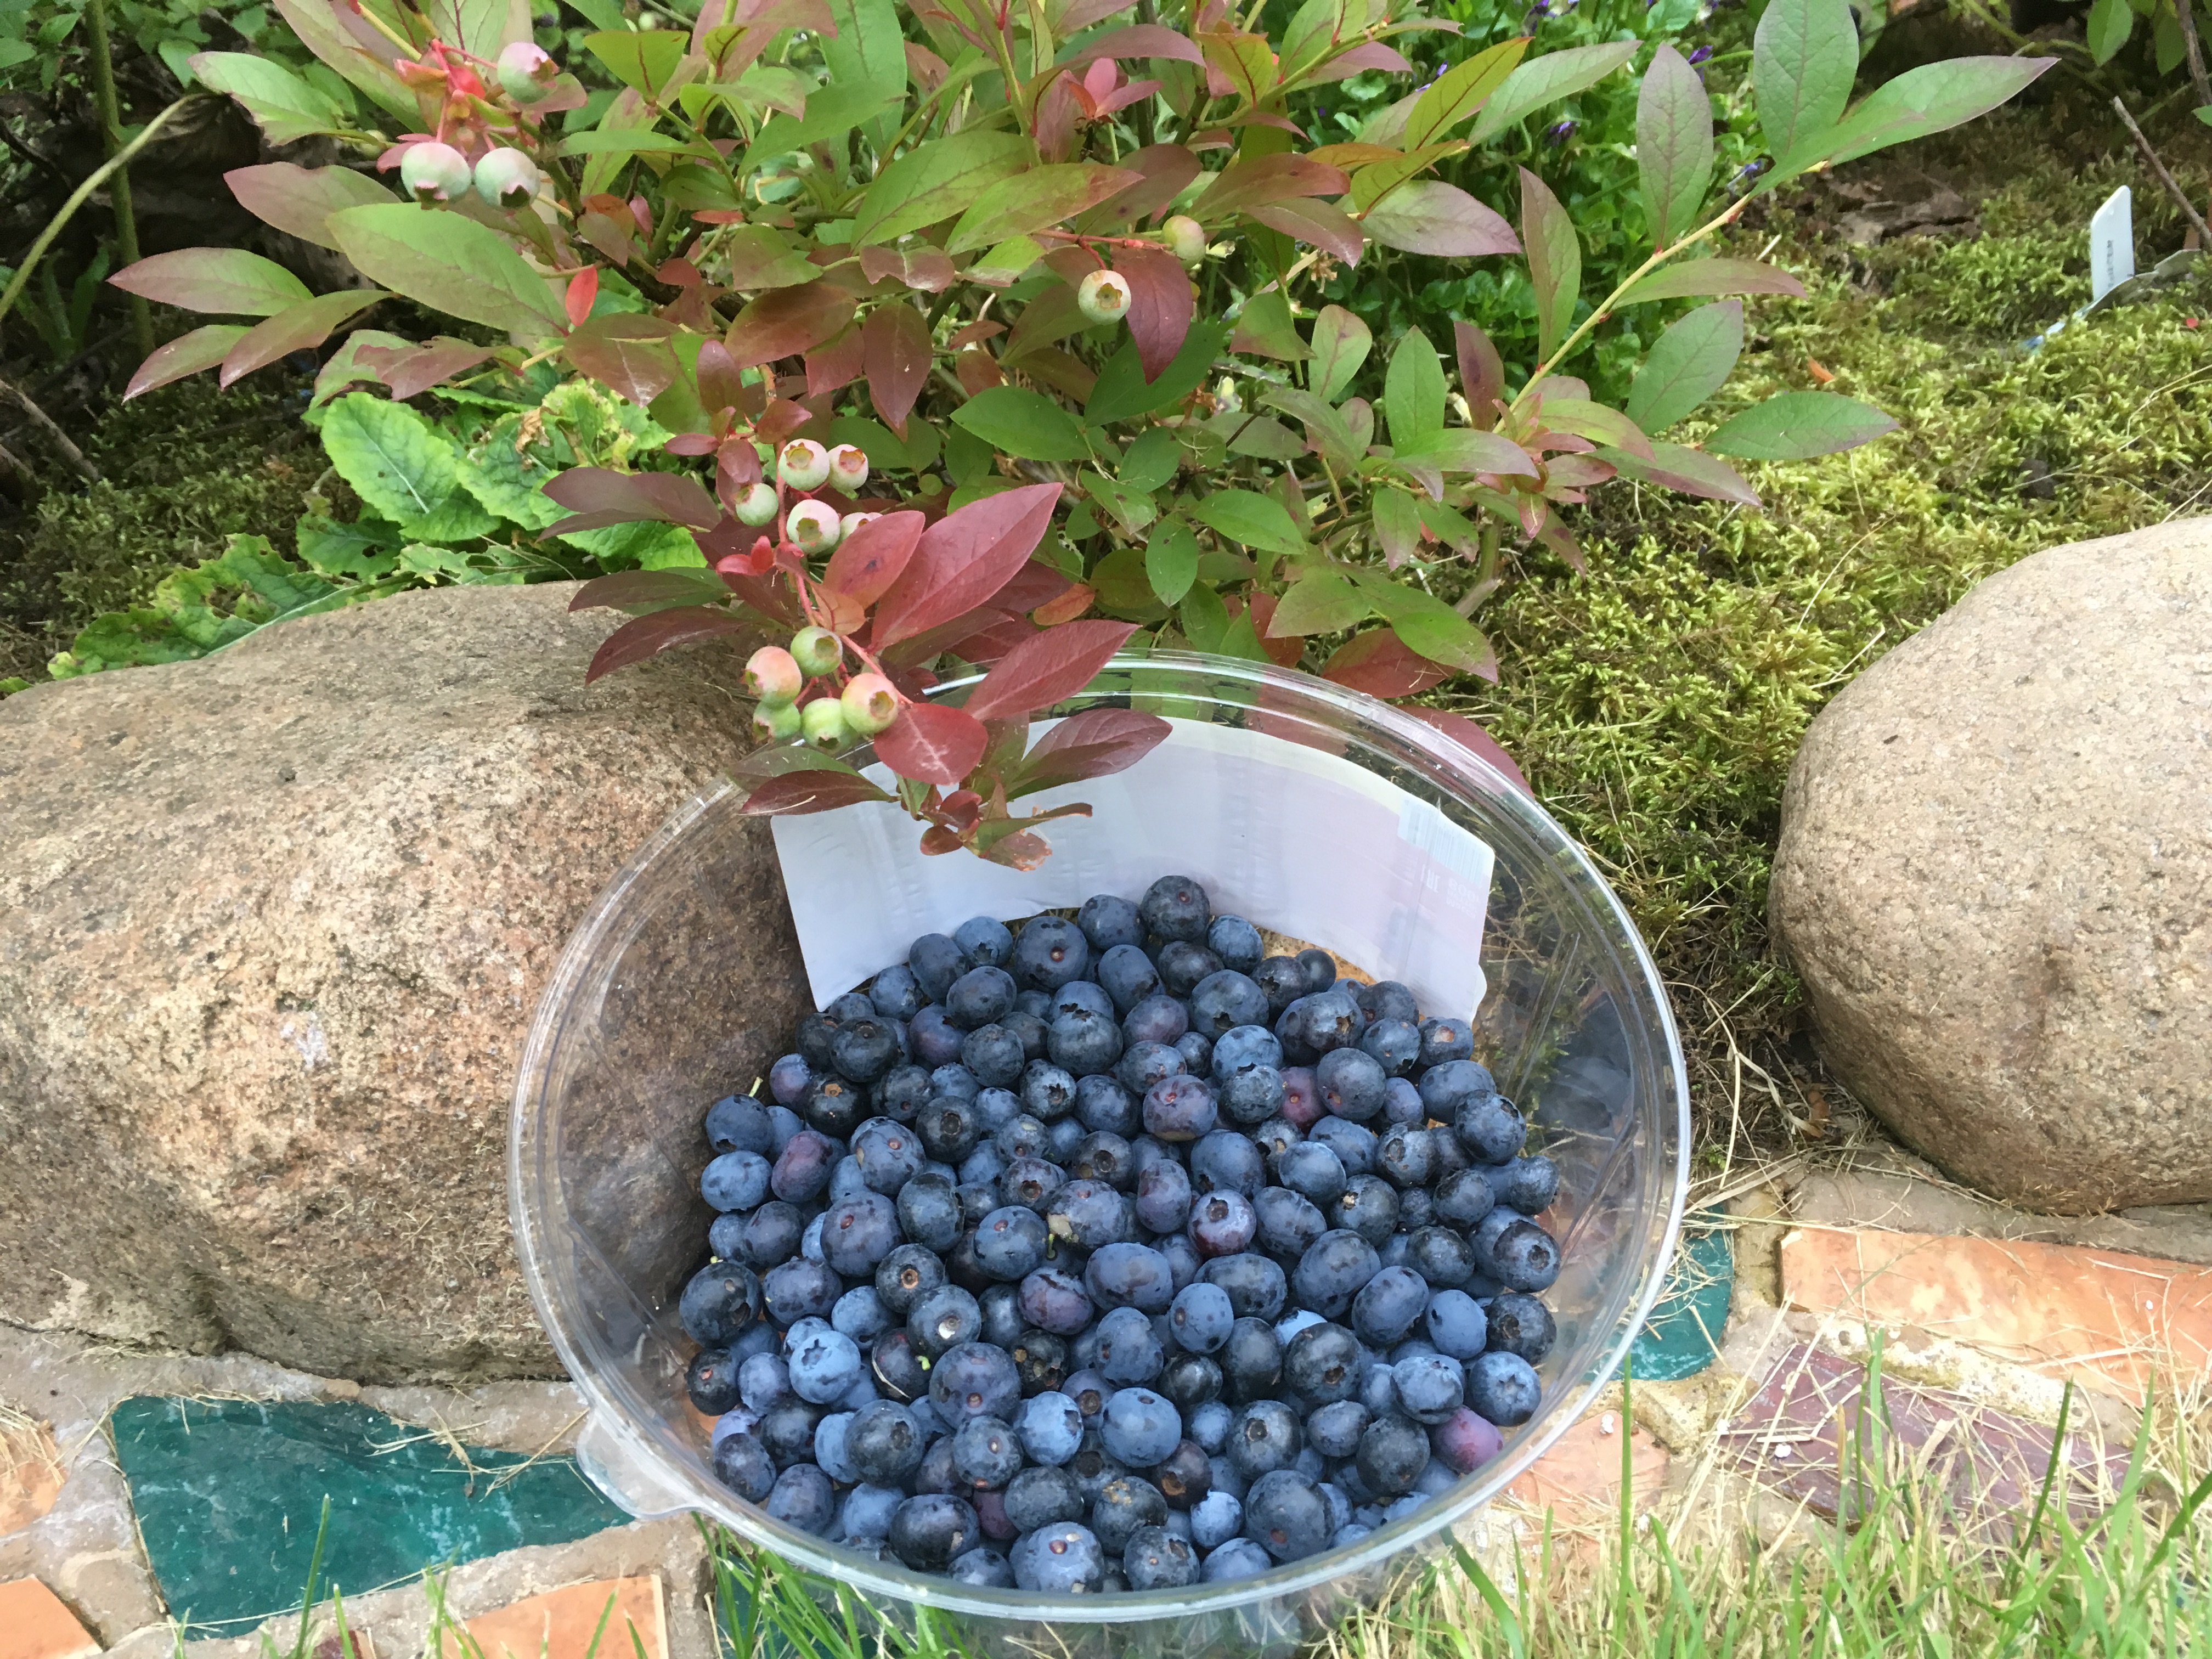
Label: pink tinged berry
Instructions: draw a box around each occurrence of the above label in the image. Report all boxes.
[839,511,879,540]
[1077,268,1132,325]
[1164,215,1207,266]
[399,141,471,204]
[840,672,900,736]
[744,644,803,706]
[802,697,851,751]
[827,443,870,492]
[779,438,831,491]
[790,626,842,676]
[733,482,780,526]
[785,499,842,554]
[473,146,541,211]
[1431,1407,1503,1475]
[496,41,557,104]
[753,700,804,742]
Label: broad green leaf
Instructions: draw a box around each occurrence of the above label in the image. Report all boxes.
[190,53,342,144]
[949,163,1142,254]
[558,130,715,157]
[1616,257,1807,306]
[951,387,1090,462]
[1180,582,1230,651]
[110,247,311,317]
[1120,428,1182,493]
[329,204,568,336]
[1403,37,1529,150]
[319,391,465,529]
[1086,323,1228,425]
[585,29,686,94]
[1753,0,1857,167]
[296,515,402,579]
[1270,567,1369,634]
[459,419,563,528]
[1637,44,1713,250]
[1703,390,1898,459]
[1518,170,1580,360]
[2087,0,2132,63]
[1819,58,2056,169]
[1383,328,1446,448]
[1229,290,1312,362]
[1189,490,1305,558]
[1262,387,1360,470]
[270,0,420,120]
[1351,572,1495,676]
[1084,470,1158,537]
[425,0,531,55]
[1395,429,1539,476]
[855,130,1034,246]
[1372,488,1421,566]
[1145,516,1200,606]
[817,0,906,149]
[1280,0,1353,82]
[1624,300,1742,432]
[1469,42,1638,144]
[581,89,658,198]
[1309,304,1370,403]
[561,518,703,569]
[1349,144,1466,212]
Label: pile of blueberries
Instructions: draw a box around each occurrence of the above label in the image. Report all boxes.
[678,876,1566,1596]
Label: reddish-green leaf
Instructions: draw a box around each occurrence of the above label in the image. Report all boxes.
[585,606,753,681]
[724,280,858,366]
[740,769,900,814]
[109,247,312,316]
[876,700,990,785]
[824,510,926,607]
[356,337,498,400]
[1361,181,1519,258]
[546,466,722,531]
[219,289,386,386]
[1007,706,1171,798]
[1519,168,1580,359]
[224,163,394,252]
[1397,429,1539,477]
[1200,31,1278,110]
[873,483,1065,647]
[1819,58,2056,169]
[949,163,1144,254]
[1468,41,1639,143]
[1311,305,1370,403]
[1248,198,1363,265]
[864,302,933,433]
[1323,628,1452,698]
[1598,440,1761,504]
[566,315,682,407]
[1532,397,1652,460]
[1616,258,1807,306]
[1454,320,1504,427]
[571,567,734,613]
[1403,36,1528,149]
[1637,43,1713,250]
[1400,706,1531,795]
[1117,244,1194,382]
[853,129,1033,246]
[1056,23,1207,74]
[1624,300,1742,433]
[962,619,1138,723]
[721,225,819,289]
[123,324,249,399]
[1077,143,1201,229]
[1753,0,1857,168]
[1703,390,1897,459]
[329,204,568,336]
[1192,153,1350,219]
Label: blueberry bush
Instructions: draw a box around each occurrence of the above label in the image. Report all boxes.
[96,0,2047,859]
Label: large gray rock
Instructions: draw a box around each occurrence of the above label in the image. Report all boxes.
[1771,518,2212,1212]
[0,583,809,1381]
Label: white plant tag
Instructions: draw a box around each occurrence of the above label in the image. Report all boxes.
[771,716,1496,1021]
[2090,185,2134,302]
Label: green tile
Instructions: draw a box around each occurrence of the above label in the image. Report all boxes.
[110,1396,630,1631]
[1623,1227,1735,1383]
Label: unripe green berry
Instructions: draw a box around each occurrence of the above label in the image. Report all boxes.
[785,499,842,554]
[399,141,471,204]
[1077,268,1132,325]
[778,438,831,491]
[791,626,842,675]
[733,482,780,526]
[752,700,804,742]
[473,146,541,211]
[827,443,870,492]
[1165,215,1207,266]
[802,697,851,751]
[744,644,803,705]
[840,672,900,736]
[496,41,557,104]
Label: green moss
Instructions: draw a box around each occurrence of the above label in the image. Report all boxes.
[1429,146,2212,1139]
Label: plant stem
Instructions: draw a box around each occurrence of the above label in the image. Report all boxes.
[2112,96,2212,250]
[84,0,153,362]
[0,99,191,335]
[0,373,99,479]
[2177,0,2212,112]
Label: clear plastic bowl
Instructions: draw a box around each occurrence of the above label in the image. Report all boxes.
[510,654,1689,1657]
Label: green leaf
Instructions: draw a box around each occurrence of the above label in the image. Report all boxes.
[1372,488,1421,566]
[109,247,312,317]
[190,52,343,144]
[1403,37,1529,150]
[1145,515,1200,606]
[1179,582,1230,651]
[1229,289,1313,361]
[816,0,907,149]
[1519,170,1581,360]
[1469,42,1638,144]
[1271,567,1369,634]
[585,28,686,94]
[558,129,713,157]
[1819,58,2057,168]
[1753,0,1858,166]
[1086,322,1227,425]
[1703,390,1898,459]
[1189,489,1305,558]
[560,518,702,569]
[1082,469,1158,537]
[270,0,419,120]
[328,204,568,337]
[319,391,467,531]
[1383,328,1447,449]
[1261,386,1359,470]
[1119,428,1182,493]
[424,0,532,58]
[63,534,364,672]
[1615,257,1807,306]
[1351,573,1495,676]
[1214,611,1272,664]
[459,418,562,527]
[854,130,1034,246]
[295,515,400,579]
[949,163,1141,254]
[1625,300,1742,433]
[2088,0,2133,63]
[1637,44,1714,251]
[1309,304,1370,403]
[951,387,1090,462]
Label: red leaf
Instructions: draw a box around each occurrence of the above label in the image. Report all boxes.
[1012,707,1171,794]
[806,325,867,396]
[564,315,681,407]
[1082,143,1200,228]
[724,280,857,366]
[875,701,990,786]
[1116,245,1193,383]
[864,303,933,435]
[211,291,379,390]
[1400,706,1531,795]
[1237,592,1303,668]
[823,510,925,606]
[124,324,247,399]
[1306,40,1414,80]
[545,466,721,531]
[697,338,744,416]
[1322,629,1452,698]
[1361,181,1521,257]
[740,769,898,815]
[1033,582,1094,625]
[859,244,958,291]
[566,266,599,326]
[872,483,1064,647]
[1191,154,1350,219]
[584,607,752,682]
[1454,321,1504,430]
[1057,23,1207,72]
[1246,198,1363,266]
[356,337,495,400]
[996,557,1077,614]
[570,567,732,612]
[961,619,1137,723]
